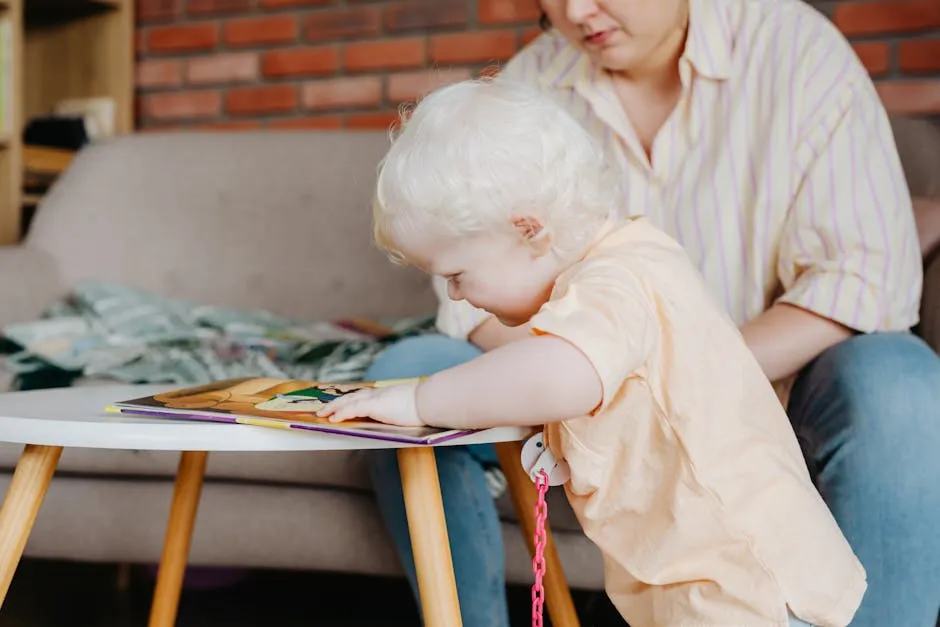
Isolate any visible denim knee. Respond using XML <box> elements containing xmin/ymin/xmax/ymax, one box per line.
<box><xmin>366</xmin><ymin>334</ymin><xmax>483</xmax><ymax>381</ymax></box>
<box><xmin>789</xmin><ymin>332</ymin><xmax>940</xmax><ymax>464</ymax></box>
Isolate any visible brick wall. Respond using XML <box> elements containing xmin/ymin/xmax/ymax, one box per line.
<box><xmin>135</xmin><ymin>0</ymin><xmax>542</xmax><ymax>130</ymax></box>
<box><xmin>819</xmin><ymin>1</ymin><xmax>940</xmax><ymax>119</ymax></box>
<box><xmin>135</xmin><ymin>0</ymin><xmax>940</xmax><ymax>131</ymax></box>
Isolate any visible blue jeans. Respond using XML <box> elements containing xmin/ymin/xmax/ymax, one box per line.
<box><xmin>365</xmin><ymin>332</ymin><xmax>940</xmax><ymax>627</ymax></box>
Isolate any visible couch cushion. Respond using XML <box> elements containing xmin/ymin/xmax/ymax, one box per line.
<box><xmin>0</xmin><ymin>442</ymin><xmax>373</xmax><ymax>490</ymax></box>
<box><xmin>0</xmin><ymin>358</ymin><xmax>13</xmax><ymax>394</ymax></box>
<box><xmin>27</xmin><ymin>131</ymin><xmax>436</xmax><ymax>323</ymax></box>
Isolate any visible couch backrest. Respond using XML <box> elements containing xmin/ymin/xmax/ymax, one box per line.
<box><xmin>890</xmin><ymin>115</ymin><xmax>940</xmax><ymax>199</ymax></box>
<box><xmin>26</xmin><ymin>131</ymin><xmax>437</xmax><ymax>322</ymax></box>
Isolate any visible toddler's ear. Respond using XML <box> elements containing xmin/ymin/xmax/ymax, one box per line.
<box><xmin>512</xmin><ymin>215</ymin><xmax>552</xmax><ymax>256</ymax></box>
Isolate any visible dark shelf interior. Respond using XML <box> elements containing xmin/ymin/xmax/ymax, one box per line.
<box><xmin>25</xmin><ymin>0</ymin><xmax>118</xmax><ymax>27</ymax></box>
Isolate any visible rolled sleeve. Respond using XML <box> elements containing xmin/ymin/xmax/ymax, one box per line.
<box><xmin>432</xmin><ymin>275</ymin><xmax>492</xmax><ymax>340</ymax></box>
<box><xmin>776</xmin><ymin>79</ymin><xmax>922</xmax><ymax>333</ymax></box>
<box><xmin>529</xmin><ymin>265</ymin><xmax>657</xmax><ymax>411</ymax></box>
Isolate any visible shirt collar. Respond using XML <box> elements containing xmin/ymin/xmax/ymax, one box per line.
<box><xmin>682</xmin><ymin>0</ymin><xmax>732</xmax><ymax>81</ymax></box>
<box><xmin>538</xmin><ymin>0</ymin><xmax>733</xmax><ymax>88</ymax></box>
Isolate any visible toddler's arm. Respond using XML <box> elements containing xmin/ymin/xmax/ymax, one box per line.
<box><xmin>316</xmin><ymin>333</ymin><xmax>601</xmax><ymax>430</ymax></box>
<box><xmin>417</xmin><ymin>334</ymin><xmax>602</xmax><ymax>430</ymax></box>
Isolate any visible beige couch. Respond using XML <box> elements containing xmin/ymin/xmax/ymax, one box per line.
<box><xmin>0</xmin><ymin>117</ymin><xmax>937</xmax><ymax>594</ymax></box>
<box><xmin>0</xmin><ymin>130</ymin><xmax>606</xmax><ymax>591</ymax></box>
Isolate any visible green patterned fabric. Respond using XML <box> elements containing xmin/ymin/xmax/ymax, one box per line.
<box><xmin>1</xmin><ymin>281</ymin><xmax>437</xmax><ymax>390</ymax></box>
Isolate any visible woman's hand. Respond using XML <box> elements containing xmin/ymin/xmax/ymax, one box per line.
<box><xmin>316</xmin><ymin>381</ymin><xmax>424</xmax><ymax>428</ymax></box>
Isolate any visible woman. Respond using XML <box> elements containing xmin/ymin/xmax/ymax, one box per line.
<box><xmin>365</xmin><ymin>1</ymin><xmax>940</xmax><ymax>625</ymax></box>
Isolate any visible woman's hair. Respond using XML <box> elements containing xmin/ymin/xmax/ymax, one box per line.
<box><xmin>539</xmin><ymin>11</ymin><xmax>551</xmax><ymax>30</ymax></box>
<box><xmin>373</xmin><ymin>77</ymin><xmax>623</xmax><ymax>265</ymax></box>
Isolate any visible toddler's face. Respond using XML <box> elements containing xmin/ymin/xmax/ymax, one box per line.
<box><xmin>399</xmin><ymin>226</ymin><xmax>562</xmax><ymax>327</ymax></box>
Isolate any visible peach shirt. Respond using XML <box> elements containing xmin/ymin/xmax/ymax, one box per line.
<box><xmin>434</xmin><ymin>0</ymin><xmax>921</xmax><ymax>354</ymax></box>
<box><xmin>530</xmin><ymin>217</ymin><xmax>866</xmax><ymax>627</ymax></box>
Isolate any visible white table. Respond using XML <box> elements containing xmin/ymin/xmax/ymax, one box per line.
<box><xmin>0</xmin><ymin>384</ymin><xmax>580</xmax><ymax>627</ymax></box>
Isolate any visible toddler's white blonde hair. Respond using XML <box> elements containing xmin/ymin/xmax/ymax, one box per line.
<box><xmin>373</xmin><ymin>76</ymin><xmax>624</xmax><ymax>264</ymax></box>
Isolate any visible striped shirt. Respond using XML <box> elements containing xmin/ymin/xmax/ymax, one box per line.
<box><xmin>434</xmin><ymin>0</ymin><xmax>922</xmax><ymax>345</ymax></box>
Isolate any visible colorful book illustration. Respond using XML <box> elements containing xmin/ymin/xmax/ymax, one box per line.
<box><xmin>109</xmin><ymin>377</ymin><xmax>476</xmax><ymax>445</ymax></box>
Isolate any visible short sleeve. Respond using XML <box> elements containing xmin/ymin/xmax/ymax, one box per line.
<box><xmin>776</xmin><ymin>53</ymin><xmax>921</xmax><ymax>333</ymax></box>
<box><xmin>528</xmin><ymin>261</ymin><xmax>657</xmax><ymax>411</ymax></box>
<box><xmin>432</xmin><ymin>275</ymin><xmax>492</xmax><ymax>340</ymax></box>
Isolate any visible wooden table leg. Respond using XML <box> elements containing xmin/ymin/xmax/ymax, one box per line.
<box><xmin>397</xmin><ymin>447</ymin><xmax>462</xmax><ymax>627</ymax></box>
<box><xmin>0</xmin><ymin>444</ymin><xmax>62</xmax><ymax>607</ymax></box>
<box><xmin>148</xmin><ymin>450</ymin><xmax>208</xmax><ymax>627</ymax></box>
<box><xmin>496</xmin><ymin>441</ymin><xmax>581</xmax><ymax>627</ymax></box>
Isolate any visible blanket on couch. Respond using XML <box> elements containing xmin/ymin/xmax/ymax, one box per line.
<box><xmin>0</xmin><ymin>281</ymin><xmax>437</xmax><ymax>389</ymax></box>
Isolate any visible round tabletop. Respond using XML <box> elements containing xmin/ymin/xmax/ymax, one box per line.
<box><xmin>0</xmin><ymin>385</ymin><xmax>531</xmax><ymax>452</ymax></box>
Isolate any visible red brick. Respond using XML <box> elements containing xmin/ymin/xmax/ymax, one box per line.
<box><xmin>384</xmin><ymin>1</ymin><xmax>468</xmax><ymax>32</ymax></box>
<box><xmin>262</xmin><ymin>47</ymin><xmax>339</xmax><ymax>78</ymax></box>
<box><xmin>260</xmin><ymin>0</ymin><xmax>327</xmax><ymax>7</ymax></box>
<box><xmin>346</xmin><ymin>110</ymin><xmax>401</xmax><ymax>130</ymax></box>
<box><xmin>136</xmin><ymin>31</ymin><xmax>147</xmax><ymax>54</ymax></box>
<box><xmin>268</xmin><ymin>115</ymin><xmax>344</xmax><ymax>129</ymax></box>
<box><xmin>852</xmin><ymin>41</ymin><xmax>890</xmax><ymax>77</ymax></box>
<box><xmin>343</xmin><ymin>38</ymin><xmax>425</xmax><ymax>72</ymax></box>
<box><xmin>429</xmin><ymin>31</ymin><xmax>516</xmax><ymax>64</ymax></box>
<box><xmin>875</xmin><ymin>80</ymin><xmax>940</xmax><ymax>115</ymax></box>
<box><xmin>478</xmin><ymin>0</ymin><xmax>540</xmax><ymax>25</ymax></box>
<box><xmin>386</xmin><ymin>68</ymin><xmax>472</xmax><ymax>103</ymax></box>
<box><xmin>899</xmin><ymin>39</ymin><xmax>940</xmax><ymax>74</ymax></box>
<box><xmin>187</xmin><ymin>53</ymin><xmax>259</xmax><ymax>84</ymax></box>
<box><xmin>477</xmin><ymin>64</ymin><xmax>501</xmax><ymax>79</ymax></box>
<box><xmin>147</xmin><ymin>23</ymin><xmax>219</xmax><ymax>53</ymax></box>
<box><xmin>186</xmin><ymin>0</ymin><xmax>251</xmax><ymax>15</ymax></box>
<box><xmin>142</xmin><ymin>90</ymin><xmax>221</xmax><ymax>121</ymax></box>
<box><xmin>225</xmin><ymin>15</ymin><xmax>298</xmax><ymax>47</ymax></box>
<box><xmin>136</xmin><ymin>59</ymin><xmax>183</xmax><ymax>88</ymax></box>
<box><xmin>520</xmin><ymin>27</ymin><xmax>543</xmax><ymax>46</ymax></box>
<box><xmin>226</xmin><ymin>85</ymin><xmax>298</xmax><ymax>115</ymax></box>
<box><xmin>193</xmin><ymin>120</ymin><xmax>263</xmax><ymax>131</ymax></box>
<box><xmin>302</xmin><ymin>77</ymin><xmax>382</xmax><ymax>110</ymax></box>
<box><xmin>305</xmin><ymin>7</ymin><xmax>381</xmax><ymax>41</ymax></box>
<box><xmin>137</xmin><ymin>0</ymin><xmax>178</xmax><ymax>22</ymax></box>
<box><xmin>833</xmin><ymin>1</ymin><xmax>940</xmax><ymax>36</ymax></box>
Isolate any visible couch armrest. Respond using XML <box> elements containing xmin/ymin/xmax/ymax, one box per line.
<box><xmin>0</xmin><ymin>246</ymin><xmax>66</xmax><ymax>330</ymax></box>
<box><xmin>919</xmin><ymin>250</ymin><xmax>940</xmax><ymax>354</ymax></box>
<box><xmin>890</xmin><ymin>115</ymin><xmax>940</xmax><ymax>199</ymax></box>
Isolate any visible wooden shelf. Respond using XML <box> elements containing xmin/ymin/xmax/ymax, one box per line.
<box><xmin>24</xmin><ymin>144</ymin><xmax>74</xmax><ymax>174</ymax></box>
<box><xmin>0</xmin><ymin>0</ymin><xmax>133</xmax><ymax>243</ymax></box>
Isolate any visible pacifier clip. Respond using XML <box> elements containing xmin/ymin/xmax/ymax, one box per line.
<box><xmin>520</xmin><ymin>431</ymin><xmax>570</xmax><ymax>627</ymax></box>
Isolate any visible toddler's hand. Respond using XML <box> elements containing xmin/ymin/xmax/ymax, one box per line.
<box><xmin>316</xmin><ymin>381</ymin><xmax>423</xmax><ymax>428</ymax></box>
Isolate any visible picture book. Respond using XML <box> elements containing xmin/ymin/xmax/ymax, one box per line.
<box><xmin>108</xmin><ymin>377</ymin><xmax>477</xmax><ymax>445</ymax></box>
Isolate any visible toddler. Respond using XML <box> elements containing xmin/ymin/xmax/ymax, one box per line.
<box><xmin>318</xmin><ymin>78</ymin><xmax>866</xmax><ymax>627</ymax></box>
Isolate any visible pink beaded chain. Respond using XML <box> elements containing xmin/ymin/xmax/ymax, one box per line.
<box><xmin>531</xmin><ymin>469</ymin><xmax>550</xmax><ymax>627</ymax></box>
